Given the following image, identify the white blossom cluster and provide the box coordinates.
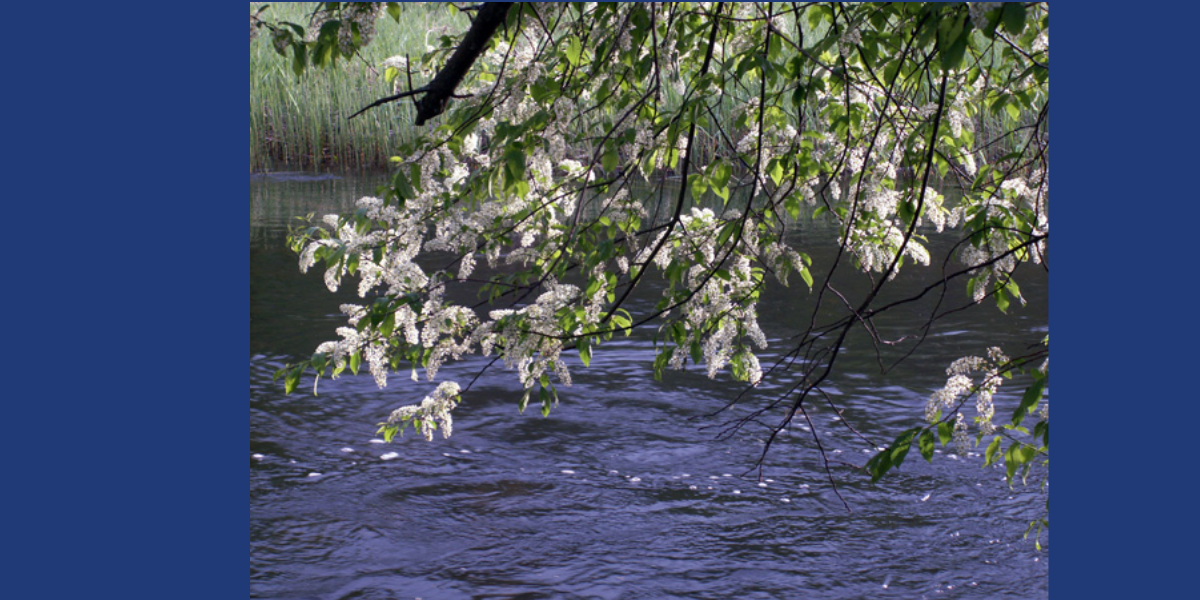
[654,209,768,385]
[958,172,1048,303]
[386,381,462,441]
[926,347,1010,451]
[480,278,584,390]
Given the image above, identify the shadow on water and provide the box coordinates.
[251,174,1048,599]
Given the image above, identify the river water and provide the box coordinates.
[251,173,1049,599]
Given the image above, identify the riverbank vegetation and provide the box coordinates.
[250,2,468,172]
[251,3,1042,176]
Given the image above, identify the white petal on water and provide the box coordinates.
[722,473,732,477]
[630,477,642,482]
[688,485,698,490]
[307,472,322,477]
[921,492,932,502]
[369,439,386,444]
[681,473,690,478]
[780,497,791,503]
[459,449,471,454]
[251,453,264,460]
[709,475,720,480]
[608,470,619,475]
[757,482,769,488]
[380,452,400,461]
[732,490,741,494]
[340,447,354,453]
[561,469,576,475]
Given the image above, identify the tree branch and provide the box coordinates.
[347,3,514,125]
[415,2,514,125]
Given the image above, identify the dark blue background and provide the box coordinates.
[5,2,1191,597]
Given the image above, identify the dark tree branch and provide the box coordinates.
[347,3,514,124]
[348,87,427,120]
[415,2,514,125]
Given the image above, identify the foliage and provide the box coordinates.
[250,2,468,170]
[260,2,1049,530]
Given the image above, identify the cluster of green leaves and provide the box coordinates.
[865,347,1049,497]
[256,2,406,76]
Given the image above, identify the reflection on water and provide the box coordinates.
[251,175,1048,599]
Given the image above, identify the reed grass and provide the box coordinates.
[250,3,467,173]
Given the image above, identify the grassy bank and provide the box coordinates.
[250,3,467,173]
[251,4,1042,176]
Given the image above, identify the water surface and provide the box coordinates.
[251,173,1049,599]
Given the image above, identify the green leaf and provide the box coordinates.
[1004,441,1021,483]
[898,199,915,225]
[505,147,526,182]
[937,420,953,446]
[1002,2,1027,36]
[768,158,784,186]
[869,428,921,482]
[918,429,935,463]
[579,340,592,367]
[939,14,969,72]
[392,169,415,200]
[566,36,582,66]
[602,144,619,173]
[1013,376,1046,427]
[284,365,302,395]
[1005,102,1021,122]
[292,44,307,77]
[984,435,1003,467]
[717,221,739,248]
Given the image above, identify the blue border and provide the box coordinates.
[7,4,244,599]
[9,2,1194,598]
[1059,1,1196,597]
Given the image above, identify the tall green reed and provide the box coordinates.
[250,3,467,173]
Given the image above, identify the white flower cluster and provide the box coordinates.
[482,278,585,389]
[847,219,930,278]
[386,381,462,441]
[655,209,768,385]
[839,26,861,58]
[926,347,1010,451]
